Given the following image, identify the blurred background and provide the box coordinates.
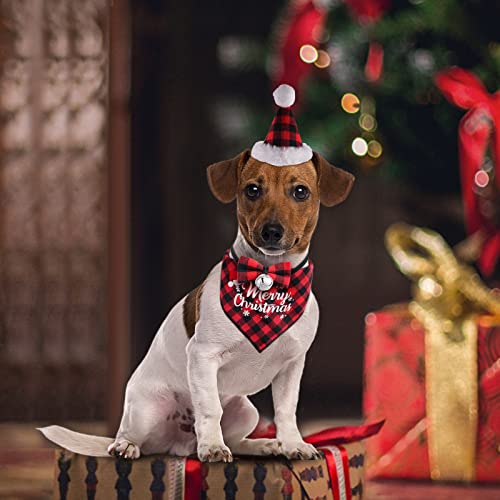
[1,0,499,443]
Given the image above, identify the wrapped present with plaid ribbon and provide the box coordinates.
[50,422,382,499]
[363,223,500,482]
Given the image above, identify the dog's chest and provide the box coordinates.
[216,323,315,395]
[197,262,319,395]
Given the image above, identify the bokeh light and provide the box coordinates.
[367,140,383,158]
[352,137,368,156]
[418,276,443,297]
[341,93,360,114]
[299,44,318,64]
[365,312,377,326]
[314,50,331,69]
[474,170,489,188]
[359,113,377,131]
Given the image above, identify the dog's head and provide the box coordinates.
[207,150,354,255]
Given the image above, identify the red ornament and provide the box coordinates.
[345,1,391,82]
[271,0,327,94]
[365,41,384,82]
[345,0,391,24]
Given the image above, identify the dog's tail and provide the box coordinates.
[38,426,114,457]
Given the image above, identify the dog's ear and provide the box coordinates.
[313,152,355,207]
[207,149,251,203]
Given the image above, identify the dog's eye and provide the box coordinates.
[245,184,262,200]
[293,185,310,201]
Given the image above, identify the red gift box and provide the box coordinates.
[363,306,500,482]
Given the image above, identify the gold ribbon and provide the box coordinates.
[385,223,500,482]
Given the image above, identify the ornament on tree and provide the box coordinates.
[257,0,500,189]
[271,0,328,94]
[344,0,390,83]
[344,0,391,24]
[435,67,500,278]
[269,0,390,169]
[365,41,384,82]
[272,1,391,92]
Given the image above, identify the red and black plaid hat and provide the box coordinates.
[251,84,313,166]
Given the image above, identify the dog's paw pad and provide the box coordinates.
[198,443,233,463]
[108,439,141,460]
[281,441,320,460]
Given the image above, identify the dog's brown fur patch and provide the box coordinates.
[207,150,250,203]
[183,282,204,338]
[207,151,354,255]
[236,158,321,254]
[208,150,354,253]
[313,152,355,207]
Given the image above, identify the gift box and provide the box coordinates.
[49,423,382,500]
[363,223,500,482]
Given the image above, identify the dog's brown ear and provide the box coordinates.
[207,149,250,203]
[313,152,355,207]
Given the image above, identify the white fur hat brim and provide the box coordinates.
[250,141,313,166]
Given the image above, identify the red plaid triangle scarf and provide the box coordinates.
[220,249,313,352]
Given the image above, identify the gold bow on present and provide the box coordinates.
[385,223,500,482]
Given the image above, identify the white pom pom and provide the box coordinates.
[273,84,295,108]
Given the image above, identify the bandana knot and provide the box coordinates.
[237,256,292,289]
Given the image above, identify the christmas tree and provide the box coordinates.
[224,0,500,192]
[217,0,500,279]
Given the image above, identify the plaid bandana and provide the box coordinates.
[220,249,313,352]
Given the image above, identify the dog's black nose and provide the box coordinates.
[261,223,284,244]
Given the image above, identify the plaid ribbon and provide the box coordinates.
[264,107,303,147]
[237,256,292,288]
[220,250,313,352]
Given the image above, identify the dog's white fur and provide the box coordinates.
[40,229,320,462]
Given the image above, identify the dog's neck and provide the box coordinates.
[231,229,309,268]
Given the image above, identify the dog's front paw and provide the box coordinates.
[197,442,233,462]
[229,437,282,456]
[254,438,282,456]
[280,440,321,460]
[108,439,141,459]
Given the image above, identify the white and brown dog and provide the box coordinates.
[40,85,354,463]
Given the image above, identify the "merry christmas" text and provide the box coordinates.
[233,282,292,314]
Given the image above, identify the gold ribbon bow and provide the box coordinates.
[385,223,500,481]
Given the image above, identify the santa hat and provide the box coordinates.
[251,84,313,167]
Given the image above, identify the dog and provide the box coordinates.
[40,150,354,463]
[39,85,354,463]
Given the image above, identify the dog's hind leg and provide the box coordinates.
[108,385,175,459]
[221,396,281,457]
